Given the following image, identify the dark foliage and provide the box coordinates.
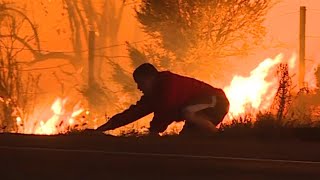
[136,0,271,59]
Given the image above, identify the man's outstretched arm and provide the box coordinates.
[96,96,153,131]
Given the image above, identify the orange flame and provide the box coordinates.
[22,97,85,135]
[221,53,319,124]
[223,54,283,120]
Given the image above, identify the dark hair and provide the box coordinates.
[133,63,158,81]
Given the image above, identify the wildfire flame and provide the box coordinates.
[20,97,85,135]
[14,53,319,135]
[223,54,283,120]
[221,53,320,124]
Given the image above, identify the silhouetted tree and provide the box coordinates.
[6,0,132,114]
[0,2,40,131]
[133,0,272,71]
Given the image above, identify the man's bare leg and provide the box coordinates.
[182,96,219,134]
[183,109,218,134]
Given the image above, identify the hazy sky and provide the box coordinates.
[266,0,320,59]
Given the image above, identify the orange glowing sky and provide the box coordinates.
[265,0,320,57]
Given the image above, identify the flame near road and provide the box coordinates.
[19,97,86,135]
[35,98,84,135]
[17,53,318,134]
[223,54,283,120]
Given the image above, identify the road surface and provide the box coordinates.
[1,133,320,179]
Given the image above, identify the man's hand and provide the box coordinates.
[96,122,113,132]
[82,128,104,135]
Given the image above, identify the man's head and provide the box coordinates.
[133,63,158,95]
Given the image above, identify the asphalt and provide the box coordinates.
[1,133,320,179]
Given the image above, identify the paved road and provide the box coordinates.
[1,133,320,179]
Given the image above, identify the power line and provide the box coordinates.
[306,36,320,39]
[19,63,72,71]
[0,37,152,71]
[94,55,130,59]
[280,11,300,16]
[267,11,300,19]
[308,10,320,14]
[0,63,72,72]
[0,38,151,54]
[309,9,320,12]
[124,1,140,7]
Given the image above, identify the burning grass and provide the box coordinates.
[2,54,320,138]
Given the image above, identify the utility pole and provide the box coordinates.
[299,6,306,89]
[88,30,95,124]
[88,30,95,88]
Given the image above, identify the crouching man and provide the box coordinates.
[95,63,229,136]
